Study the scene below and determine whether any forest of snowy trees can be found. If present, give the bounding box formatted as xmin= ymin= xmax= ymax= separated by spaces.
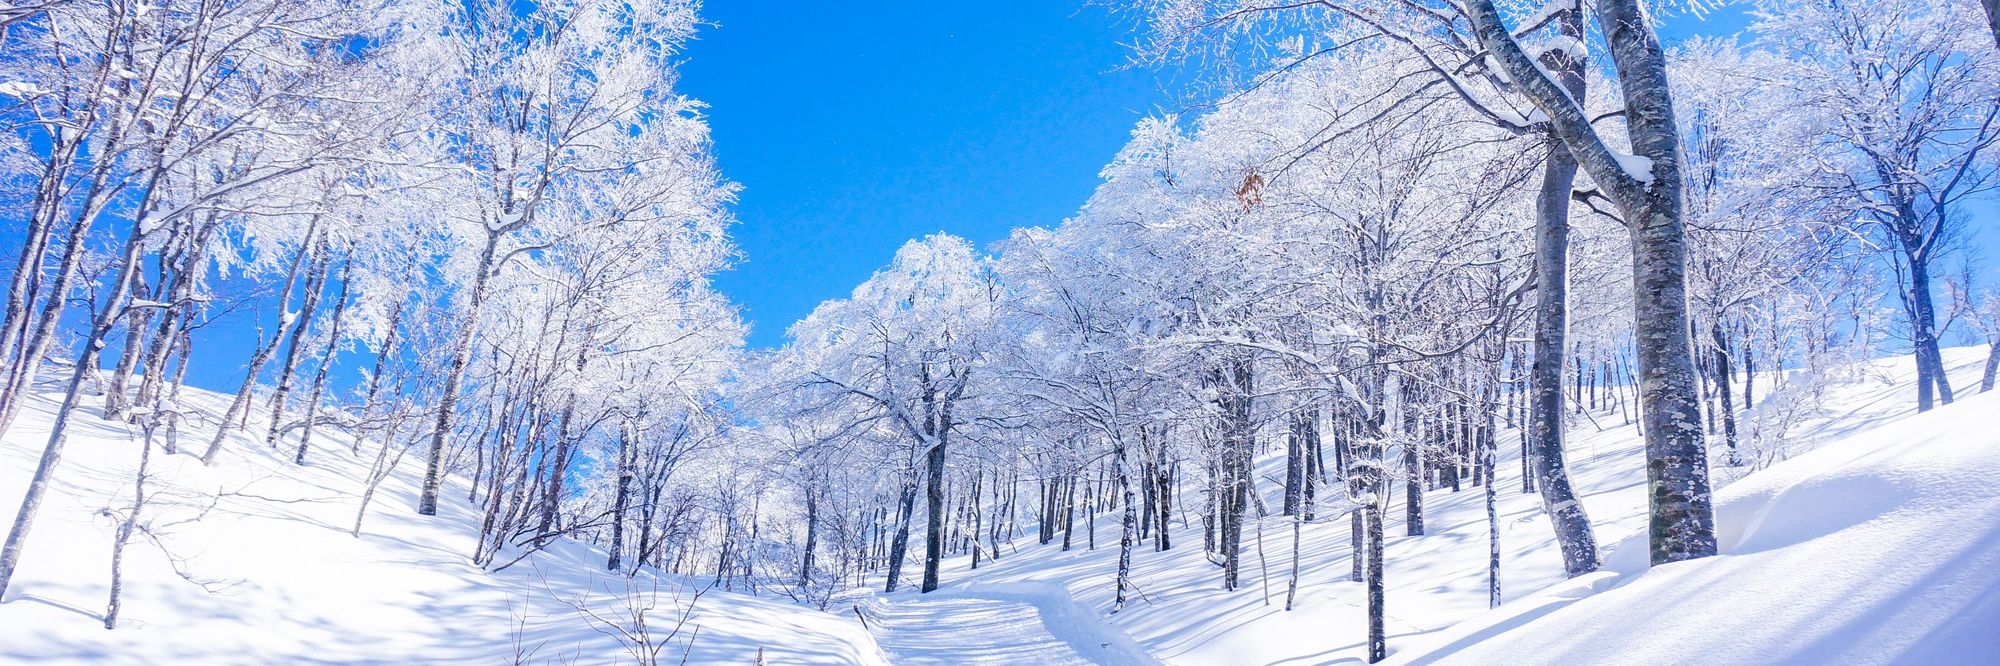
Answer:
xmin=0 ymin=0 xmax=1997 ymax=663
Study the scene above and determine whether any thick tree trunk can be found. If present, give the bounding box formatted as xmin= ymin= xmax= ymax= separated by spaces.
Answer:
xmin=1905 ymin=256 xmax=1953 ymax=411
xmin=920 ymin=431 xmax=948 ymax=592
xmin=1113 ymin=436 xmax=1137 ymax=611
xmin=1217 ymin=357 xmax=1253 ymax=590
xmin=1364 ymin=475 xmax=1386 ymax=663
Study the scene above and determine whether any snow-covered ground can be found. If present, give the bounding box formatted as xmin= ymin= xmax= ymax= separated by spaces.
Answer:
xmin=3 ymin=348 xmax=1995 ymax=664
xmin=0 ymin=375 xmax=886 ymax=665
xmin=872 ymin=347 xmax=2000 ymax=665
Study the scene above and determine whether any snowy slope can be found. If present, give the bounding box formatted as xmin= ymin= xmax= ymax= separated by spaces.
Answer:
xmin=0 ymin=374 xmax=886 ymax=665
xmin=5 ymin=349 xmax=1994 ymax=665
xmin=888 ymin=347 xmax=1998 ymax=665
xmin=1391 ymin=381 xmax=2000 ymax=665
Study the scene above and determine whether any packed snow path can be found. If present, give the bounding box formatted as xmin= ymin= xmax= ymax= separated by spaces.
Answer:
xmin=861 ymin=585 xmax=1159 ymax=665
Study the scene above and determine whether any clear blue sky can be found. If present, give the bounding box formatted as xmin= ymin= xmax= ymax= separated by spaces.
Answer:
xmin=681 ymin=3 xmax=1174 ymax=349
xmin=683 ymin=3 xmax=1769 ymax=350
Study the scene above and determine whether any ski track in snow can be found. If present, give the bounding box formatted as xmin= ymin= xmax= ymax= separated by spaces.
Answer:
xmin=862 ymin=582 xmax=1159 ymax=666
xmin=867 ymin=595 xmax=1100 ymax=665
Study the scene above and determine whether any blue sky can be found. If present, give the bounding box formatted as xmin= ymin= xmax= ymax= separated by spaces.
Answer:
xmin=684 ymin=3 xmax=1766 ymax=350
xmin=681 ymin=3 xmax=1175 ymax=348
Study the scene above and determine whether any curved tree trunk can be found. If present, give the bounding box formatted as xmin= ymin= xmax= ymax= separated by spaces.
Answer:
xmin=1522 ymin=3 xmax=1600 ymax=578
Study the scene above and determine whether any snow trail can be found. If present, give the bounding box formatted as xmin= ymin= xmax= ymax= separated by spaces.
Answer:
xmin=863 ymin=585 xmax=1158 ymax=665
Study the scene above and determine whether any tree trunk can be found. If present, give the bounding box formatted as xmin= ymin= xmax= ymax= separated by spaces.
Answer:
xmin=800 ymin=484 xmax=818 ymax=586
xmin=1157 ymin=440 xmax=1173 ymax=551
xmin=920 ymin=386 xmax=953 ymax=593
xmin=1113 ymin=436 xmax=1137 ymax=611
xmin=296 ymin=260 xmax=353 ymax=465
xmin=1905 ymin=254 xmax=1953 ymax=411
xmin=201 ymin=220 xmax=322 ymax=465
xmin=0 ymin=213 xmax=149 ymax=601
xmin=1524 ymin=27 xmax=1600 ymax=574
xmin=883 ymin=468 xmax=919 ymax=592
xmin=1365 ymin=480 xmax=1386 ymax=663
xmin=102 ymin=269 xmax=157 ymax=421
xmin=0 ymin=207 xmax=55 ymax=402
xmin=0 ymin=211 xmax=102 ymax=435
xmin=263 ymin=246 xmax=333 ymax=450
xmin=1283 ymin=412 xmax=1305 ymax=516
xmin=534 ymin=400 xmax=579 ymax=547
xmin=609 ymin=428 xmax=634 ymax=572
xmin=418 ymin=229 xmax=506 ymax=516
xmin=104 ymin=418 xmax=158 ymax=630
xmin=1469 ymin=0 xmax=1716 ymax=567
xmin=1983 ymin=0 xmax=2000 ymax=50
xmin=1710 ymin=323 xmax=1740 ymax=465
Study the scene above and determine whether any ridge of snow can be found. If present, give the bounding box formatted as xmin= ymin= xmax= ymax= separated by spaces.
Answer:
xmin=1612 ymin=150 xmax=1656 ymax=185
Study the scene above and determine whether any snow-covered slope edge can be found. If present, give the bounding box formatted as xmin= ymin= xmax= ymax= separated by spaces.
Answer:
xmin=1391 ymin=388 xmax=2000 ymax=665
xmin=0 ymin=376 xmax=886 ymax=665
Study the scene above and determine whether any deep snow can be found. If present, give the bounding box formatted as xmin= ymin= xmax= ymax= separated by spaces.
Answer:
xmin=885 ymin=347 xmax=2000 ymax=665
xmin=2 ymin=348 xmax=1996 ymax=665
xmin=0 ymin=373 xmax=886 ymax=665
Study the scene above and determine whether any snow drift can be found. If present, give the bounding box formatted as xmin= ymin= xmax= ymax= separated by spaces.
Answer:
xmin=1392 ymin=385 xmax=2000 ymax=665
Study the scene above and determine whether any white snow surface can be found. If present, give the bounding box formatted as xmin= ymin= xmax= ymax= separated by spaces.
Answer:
xmin=4 ymin=348 xmax=1997 ymax=664
xmin=0 ymin=374 xmax=887 ymax=665
xmin=1391 ymin=378 xmax=2000 ymax=664
xmin=897 ymin=347 xmax=2000 ymax=665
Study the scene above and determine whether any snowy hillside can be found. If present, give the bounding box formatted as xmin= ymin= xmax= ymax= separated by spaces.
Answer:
xmin=856 ymin=348 xmax=2000 ymax=665
xmin=2 ymin=350 xmax=1995 ymax=665
xmin=1392 ymin=380 xmax=2000 ymax=664
xmin=0 ymin=374 xmax=885 ymax=665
